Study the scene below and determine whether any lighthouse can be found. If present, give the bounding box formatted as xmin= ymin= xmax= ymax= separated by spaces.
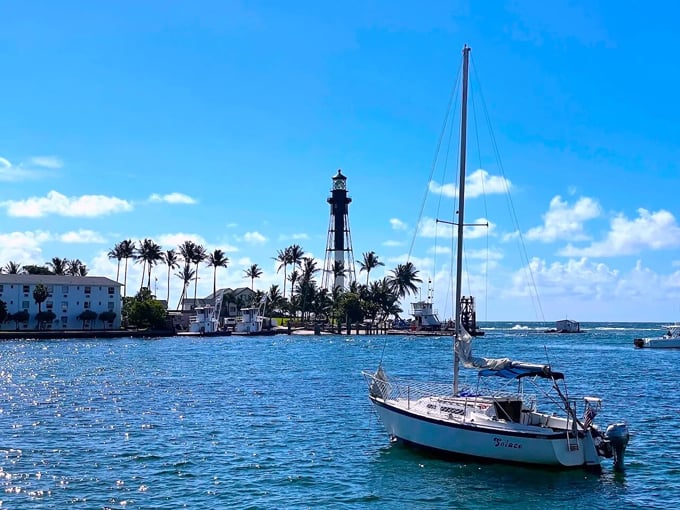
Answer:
xmin=322 ymin=169 xmax=356 ymax=290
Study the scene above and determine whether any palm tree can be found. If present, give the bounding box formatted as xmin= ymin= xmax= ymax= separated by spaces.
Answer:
xmin=175 ymin=265 xmax=196 ymax=310
xmin=386 ymin=262 xmax=422 ymax=299
xmin=47 ymin=257 xmax=69 ymax=275
xmin=32 ymin=283 xmax=48 ymax=313
xmin=288 ymin=244 xmax=305 ymax=274
xmin=108 ymin=242 xmax=125 ymax=282
xmin=67 ymin=259 xmax=88 ymax=276
xmin=244 ymin=263 xmax=263 ymax=290
xmin=3 ymin=261 xmax=22 ymax=274
xmin=136 ymin=238 xmax=163 ymax=290
xmin=358 ymin=251 xmax=385 ymax=285
xmin=119 ymin=239 xmax=136 ymax=298
xmin=207 ymin=249 xmax=229 ymax=297
xmin=330 ymin=260 xmax=346 ymax=288
xmin=191 ymin=244 xmax=207 ymax=306
xmin=163 ymin=249 xmax=180 ymax=306
xmin=274 ymin=248 xmax=291 ymax=298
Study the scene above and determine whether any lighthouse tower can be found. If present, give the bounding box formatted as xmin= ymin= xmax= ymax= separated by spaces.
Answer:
xmin=322 ymin=169 xmax=357 ymax=290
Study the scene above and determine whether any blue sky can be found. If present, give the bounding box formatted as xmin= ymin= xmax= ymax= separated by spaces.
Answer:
xmin=2 ymin=1 xmax=680 ymax=322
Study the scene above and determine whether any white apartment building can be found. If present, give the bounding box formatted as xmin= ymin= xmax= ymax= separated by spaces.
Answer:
xmin=0 ymin=275 xmax=123 ymax=331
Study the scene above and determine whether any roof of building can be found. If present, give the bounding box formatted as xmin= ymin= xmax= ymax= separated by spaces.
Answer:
xmin=0 ymin=274 xmax=122 ymax=286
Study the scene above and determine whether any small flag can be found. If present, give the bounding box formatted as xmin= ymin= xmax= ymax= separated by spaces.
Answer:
xmin=583 ymin=405 xmax=597 ymax=428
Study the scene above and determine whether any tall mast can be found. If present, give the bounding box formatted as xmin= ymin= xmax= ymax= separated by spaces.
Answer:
xmin=453 ymin=45 xmax=470 ymax=395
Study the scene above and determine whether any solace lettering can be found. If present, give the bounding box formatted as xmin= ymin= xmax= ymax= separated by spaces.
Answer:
xmin=493 ymin=437 xmax=522 ymax=449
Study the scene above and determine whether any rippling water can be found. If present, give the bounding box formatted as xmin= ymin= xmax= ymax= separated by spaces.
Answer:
xmin=0 ymin=323 xmax=676 ymax=509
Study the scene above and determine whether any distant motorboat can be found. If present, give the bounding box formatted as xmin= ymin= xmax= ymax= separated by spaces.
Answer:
xmin=180 ymin=304 xmax=230 ymax=337
xmin=233 ymin=296 xmax=274 ymax=335
xmin=634 ymin=324 xmax=680 ymax=348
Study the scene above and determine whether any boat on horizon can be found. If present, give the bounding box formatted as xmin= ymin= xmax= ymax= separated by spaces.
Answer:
xmin=634 ymin=323 xmax=680 ymax=348
xmin=362 ymin=45 xmax=629 ymax=471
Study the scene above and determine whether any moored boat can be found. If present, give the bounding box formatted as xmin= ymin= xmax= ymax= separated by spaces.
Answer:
xmin=634 ymin=324 xmax=680 ymax=348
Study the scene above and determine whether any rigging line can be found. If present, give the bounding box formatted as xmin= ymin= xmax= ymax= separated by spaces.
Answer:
xmin=470 ymin=63 xmax=489 ymax=322
xmin=406 ymin=58 xmax=463 ymax=262
xmin=470 ymin=58 xmax=546 ymax=322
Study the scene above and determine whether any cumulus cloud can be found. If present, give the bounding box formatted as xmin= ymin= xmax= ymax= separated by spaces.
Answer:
xmin=243 ymin=231 xmax=267 ymax=244
xmin=59 ymin=229 xmax=107 ymax=244
xmin=30 ymin=156 xmax=63 ymax=169
xmin=277 ymin=233 xmax=309 ymax=241
xmin=0 ymin=230 xmax=51 ymax=265
xmin=390 ymin=218 xmax=408 ymax=230
xmin=559 ymin=208 xmax=680 ymax=257
xmin=382 ymin=240 xmax=404 ymax=247
xmin=525 ymin=195 xmax=601 ymax=243
xmin=1 ymin=191 xmax=133 ymax=218
xmin=0 ymin=156 xmax=42 ymax=181
xmin=149 ymin=192 xmax=197 ymax=204
xmin=155 ymin=233 xmax=208 ymax=249
xmin=429 ymin=169 xmax=511 ymax=199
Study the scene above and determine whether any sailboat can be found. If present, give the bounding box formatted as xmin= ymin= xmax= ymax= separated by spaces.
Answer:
xmin=363 ymin=46 xmax=630 ymax=471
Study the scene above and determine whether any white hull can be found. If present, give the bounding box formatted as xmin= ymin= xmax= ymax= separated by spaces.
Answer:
xmin=634 ymin=337 xmax=680 ymax=348
xmin=370 ymin=396 xmax=600 ymax=468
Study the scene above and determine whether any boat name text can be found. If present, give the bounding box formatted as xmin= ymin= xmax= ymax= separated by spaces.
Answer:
xmin=493 ymin=437 xmax=522 ymax=449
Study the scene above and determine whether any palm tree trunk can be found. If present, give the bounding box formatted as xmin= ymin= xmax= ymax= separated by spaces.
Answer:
xmin=167 ymin=268 xmax=171 ymax=305
xmin=123 ymin=259 xmax=129 ymax=298
xmin=193 ymin=264 xmax=199 ymax=306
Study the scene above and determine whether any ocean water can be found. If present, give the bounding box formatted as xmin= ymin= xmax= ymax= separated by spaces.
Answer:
xmin=0 ymin=322 xmax=677 ymax=509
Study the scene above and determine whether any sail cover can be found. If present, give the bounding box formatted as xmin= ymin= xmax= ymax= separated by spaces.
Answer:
xmin=454 ymin=327 xmax=563 ymax=380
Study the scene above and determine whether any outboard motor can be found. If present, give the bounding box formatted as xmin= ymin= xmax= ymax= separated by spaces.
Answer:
xmin=605 ymin=422 xmax=630 ymax=472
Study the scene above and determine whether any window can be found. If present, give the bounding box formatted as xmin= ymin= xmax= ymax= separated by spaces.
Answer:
xmin=0 ymin=284 xmax=3 ymax=292
xmin=22 ymin=301 xmax=30 ymax=310
xmin=47 ymin=285 xmax=53 ymax=296
xmin=84 ymin=286 xmax=91 ymax=294
xmin=62 ymin=286 xmax=69 ymax=294
xmin=84 ymin=301 xmax=90 ymax=309
xmin=108 ymin=287 xmax=115 ymax=296
xmin=46 ymin=301 xmax=53 ymax=310
xmin=23 ymin=285 xmax=30 ymax=294
xmin=61 ymin=302 xmax=68 ymax=313
xmin=61 ymin=316 xmax=68 ymax=326
xmin=108 ymin=302 xmax=115 ymax=311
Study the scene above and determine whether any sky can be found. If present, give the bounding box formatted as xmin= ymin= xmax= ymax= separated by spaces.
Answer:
xmin=2 ymin=0 xmax=680 ymax=323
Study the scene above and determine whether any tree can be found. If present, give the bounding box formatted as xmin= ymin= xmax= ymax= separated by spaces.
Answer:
xmin=32 ymin=283 xmax=49 ymax=313
xmin=23 ymin=264 xmax=52 ymax=275
xmin=136 ymin=238 xmax=163 ymax=290
xmin=3 ymin=261 xmax=22 ymax=274
xmin=0 ymin=299 xmax=7 ymax=324
xmin=108 ymin=242 xmax=125 ymax=282
xmin=67 ymin=259 xmax=88 ymax=276
xmin=125 ymin=287 xmax=167 ymax=329
xmin=358 ymin=251 xmax=385 ymax=285
xmin=47 ymin=257 xmax=69 ymax=275
xmin=336 ymin=292 xmax=364 ymax=330
xmin=35 ymin=310 xmax=56 ymax=330
xmin=98 ymin=311 xmax=117 ymax=328
xmin=76 ymin=310 xmax=98 ymax=329
xmin=119 ymin=239 xmax=136 ymax=298
xmin=191 ymin=244 xmax=207 ymax=307
xmin=274 ymin=247 xmax=292 ymax=298
xmin=244 ymin=263 xmax=263 ymax=290
xmin=8 ymin=310 xmax=29 ymax=330
xmin=386 ymin=262 xmax=422 ymax=299
xmin=175 ymin=265 xmax=196 ymax=309
xmin=207 ymin=249 xmax=229 ymax=297
xmin=288 ymin=244 xmax=305 ymax=274
xmin=163 ymin=249 xmax=180 ymax=306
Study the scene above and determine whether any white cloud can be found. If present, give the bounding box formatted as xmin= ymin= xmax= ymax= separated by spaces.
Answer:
xmin=390 ymin=218 xmax=408 ymax=230
xmin=155 ymin=233 xmax=209 ymax=250
xmin=278 ymin=233 xmax=310 ymax=241
xmin=525 ymin=195 xmax=601 ymax=243
xmin=429 ymin=169 xmax=511 ymax=199
xmin=559 ymin=208 xmax=680 ymax=257
xmin=59 ymin=229 xmax=107 ymax=244
xmin=149 ymin=192 xmax=197 ymax=204
xmin=0 ymin=156 xmax=41 ymax=181
xmin=30 ymin=156 xmax=63 ymax=169
xmin=382 ymin=240 xmax=404 ymax=247
xmin=2 ymin=190 xmax=133 ymax=218
xmin=243 ymin=231 xmax=267 ymax=244
xmin=0 ymin=230 xmax=51 ymax=265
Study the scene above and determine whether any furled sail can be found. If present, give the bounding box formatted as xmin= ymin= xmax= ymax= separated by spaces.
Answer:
xmin=454 ymin=327 xmax=511 ymax=370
